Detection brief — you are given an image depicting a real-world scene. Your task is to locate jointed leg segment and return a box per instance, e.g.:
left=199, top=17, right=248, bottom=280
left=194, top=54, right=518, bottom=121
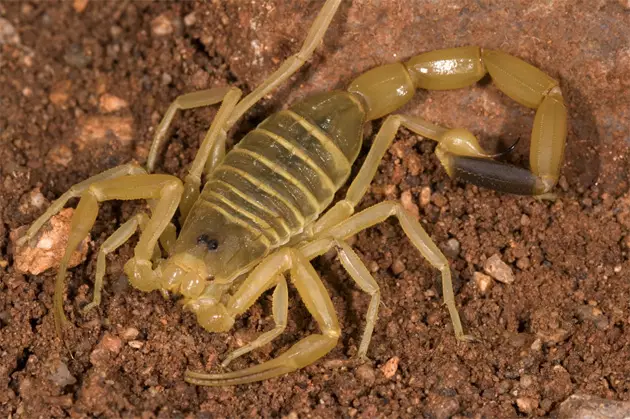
left=186, top=248, right=340, bottom=386
left=53, top=174, right=183, bottom=335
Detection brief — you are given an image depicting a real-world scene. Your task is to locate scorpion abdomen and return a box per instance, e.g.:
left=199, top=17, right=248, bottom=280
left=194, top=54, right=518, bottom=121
left=200, top=91, right=366, bottom=248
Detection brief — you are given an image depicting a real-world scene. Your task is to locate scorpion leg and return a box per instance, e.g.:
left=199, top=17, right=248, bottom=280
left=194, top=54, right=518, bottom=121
left=16, top=163, right=146, bottom=247
left=143, top=86, right=242, bottom=223
left=185, top=248, right=340, bottom=386
left=330, top=201, right=474, bottom=342
left=54, top=174, right=183, bottom=336
left=224, top=0, right=343, bottom=128
left=82, top=213, right=149, bottom=313
left=300, top=238, right=379, bottom=360
left=310, top=114, right=449, bottom=237
left=179, top=87, right=242, bottom=222
left=146, top=87, right=234, bottom=173
left=221, top=275, right=288, bottom=367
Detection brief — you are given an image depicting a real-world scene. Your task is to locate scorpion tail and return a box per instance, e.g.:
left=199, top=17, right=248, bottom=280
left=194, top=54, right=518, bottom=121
left=185, top=333, right=338, bottom=386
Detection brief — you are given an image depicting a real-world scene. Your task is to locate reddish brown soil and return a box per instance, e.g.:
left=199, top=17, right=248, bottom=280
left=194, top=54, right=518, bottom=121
left=1, top=1, right=629, bottom=418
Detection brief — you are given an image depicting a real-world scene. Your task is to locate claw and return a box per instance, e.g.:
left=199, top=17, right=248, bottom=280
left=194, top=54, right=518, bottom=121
left=185, top=333, right=338, bottom=386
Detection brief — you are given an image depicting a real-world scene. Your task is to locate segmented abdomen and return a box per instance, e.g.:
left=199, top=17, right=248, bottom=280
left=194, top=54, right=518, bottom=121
left=199, top=91, right=366, bottom=247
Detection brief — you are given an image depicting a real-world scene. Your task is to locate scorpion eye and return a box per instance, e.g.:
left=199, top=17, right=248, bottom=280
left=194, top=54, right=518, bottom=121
left=197, top=234, right=219, bottom=251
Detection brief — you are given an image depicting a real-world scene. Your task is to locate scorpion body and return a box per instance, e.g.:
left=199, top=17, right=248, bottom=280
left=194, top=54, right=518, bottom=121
left=18, top=0, right=567, bottom=386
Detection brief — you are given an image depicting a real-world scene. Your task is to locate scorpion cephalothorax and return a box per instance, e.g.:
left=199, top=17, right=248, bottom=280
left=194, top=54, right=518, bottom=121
left=18, top=0, right=566, bottom=386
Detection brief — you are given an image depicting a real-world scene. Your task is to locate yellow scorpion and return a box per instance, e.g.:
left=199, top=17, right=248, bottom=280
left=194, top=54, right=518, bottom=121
left=18, top=0, right=566, bottom=386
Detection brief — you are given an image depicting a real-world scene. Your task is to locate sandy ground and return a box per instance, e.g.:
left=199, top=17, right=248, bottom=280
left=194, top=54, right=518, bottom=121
left=1, top=1, right=629, bottom=417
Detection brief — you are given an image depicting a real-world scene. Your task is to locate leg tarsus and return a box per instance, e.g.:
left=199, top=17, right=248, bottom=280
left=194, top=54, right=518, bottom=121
left=221, top=275, right=288, bottom=367
left=186, top=333, right=337, bottom=386
left=82, top=213, right=146, bottom=314
left=318, top=201, right=474, bottom=342
left=187, top=248, right=340, bottom=386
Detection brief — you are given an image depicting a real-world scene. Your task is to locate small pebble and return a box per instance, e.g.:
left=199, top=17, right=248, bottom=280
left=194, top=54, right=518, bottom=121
left=161, top=73, right=173, bottom=86
left=183, top=12, right=197, bottom=26
left=431, top=192, right=448, bottom=208
left=151, top=14, right=174, bottom=36
left=47, top=144, right=73, bottom=167
left=406, top=154, right=422, bottom=176
left=11, top=208, right=89, bottom=275
left=101, top=333, right=123, bottom=354
left=400, top=190, right=419, bottom=218
left=519, top=374, right=534, bottom=389
left=516, top=397, right=538, bottom=414
left=520, top=214, right=531, bottom=226
left=73, top=0, right=89, bottom=13
left=49, top=80, right=72, bottom=106
left=380, top=356, right=399, bottom=379
left=559, top=394, right=630, bottom=418
left=29, top=188, right=46, bottom=209
left=576, top=305, right=609, bottom=330
left=442, top=238, right=460, bottom=258
left=128, top=340, right=144, bottom=349
left=355, top=364, right=376, bottom=386
left=191, top=70, right=210, bottom=90
left=484, top=254, right=515, bottom=284
left=419, top=187, right=432, bottom=207
left=391, top=259, right=406, bottom=275
left=121, top=327, right=140, bottom=341
left=99, top=94, right=128, bottom=113
left=76, top=116, right=133, bottom=146
left=0, top=17, right=20, bottom=45
left=530, top=338, right=542, bottom=351
left=49, top=361, right=77, bottom=386
left=474, top=272, right=493, bottom=294
left=368, top=260, right=379, bottom=273
left=64, top=44, right=92, bottom=68
left=426, top=394, right=461, bottom=419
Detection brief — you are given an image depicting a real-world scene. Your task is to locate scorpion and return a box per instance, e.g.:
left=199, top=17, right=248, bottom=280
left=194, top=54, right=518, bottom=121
left=17, top=0, right=566, bottom=386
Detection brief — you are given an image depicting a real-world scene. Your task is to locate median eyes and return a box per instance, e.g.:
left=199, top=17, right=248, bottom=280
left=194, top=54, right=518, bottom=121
left=197, top=234, right=219, bottom=251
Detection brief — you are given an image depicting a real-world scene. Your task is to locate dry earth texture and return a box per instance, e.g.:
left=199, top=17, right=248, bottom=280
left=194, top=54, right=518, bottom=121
left=1, top=1, right=629, bottom=418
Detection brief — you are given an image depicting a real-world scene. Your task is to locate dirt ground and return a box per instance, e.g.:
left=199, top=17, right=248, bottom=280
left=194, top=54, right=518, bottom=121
left=1, top=1, right=629, bottom=418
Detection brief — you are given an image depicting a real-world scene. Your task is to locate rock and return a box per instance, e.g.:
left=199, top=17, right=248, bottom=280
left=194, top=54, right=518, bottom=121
left=431, top=192, right=448, bottom=208
left=380, top=356, right=399, bottom=379
left=191, top=69, right=210, bottom=90
left=575, top=305, right=609, bottom=330
left=0, top=17, right=20, bottom=45
left=151, top=14, right=173, bottom=36
left=516, top=397, right=538, bottom=414
left=355, top=364, right=376, bottom=386
left=47, top=144, right=73, bottom=167
left=90, top=333, right=122, bottom=366
left=128, top=340, right=144, bottom=349
left=558, top=394, right=630, bottom=419
left=49, top=80, right=72, bottom=106
left=76, top=116, right=133, bottom=146
left=11, top=208, right=90, bottom=275
left=426, top=393, right=461, bottom=419
left=121, top=327, right=140, bottom=341
left=442, top=238, right=460, bottom=258
left=73, top=0, right=89, bottom=13
left=419, top=186, right=432, bottom=207
left=64, top=44, right=92, bottom=68
left=391, top=259, right=406, bottom=275
left=484, top=254, right=515, bottom=284
left=99, top=94, right=128, bottom=113
left=49, top=361, right=77, bottom=386
left=474, top=272, right=493, bottom=294
left=100, top=333, right=122, bottom=354
left=183, top=12, right=196, bottom=27
left=400, top=190, right=419, bottom=218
